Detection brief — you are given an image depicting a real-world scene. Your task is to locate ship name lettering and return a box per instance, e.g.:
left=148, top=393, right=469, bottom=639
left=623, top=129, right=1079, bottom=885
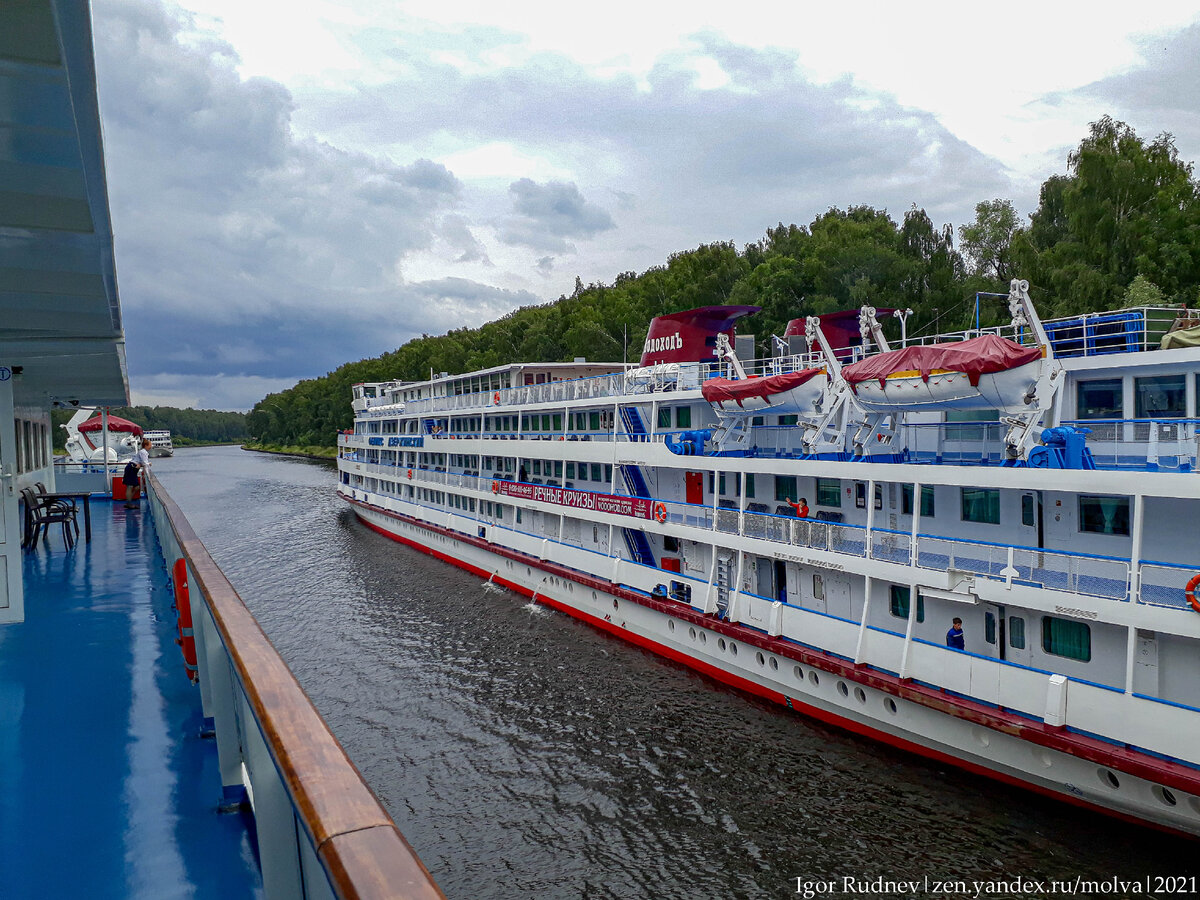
left=1054, top=605, right=1099, bottom=620
left=642, top=331, right=682, bottom=354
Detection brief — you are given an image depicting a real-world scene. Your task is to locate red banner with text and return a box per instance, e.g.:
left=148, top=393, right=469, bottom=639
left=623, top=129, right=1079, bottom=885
left=492, top=480, right=653, bottom=520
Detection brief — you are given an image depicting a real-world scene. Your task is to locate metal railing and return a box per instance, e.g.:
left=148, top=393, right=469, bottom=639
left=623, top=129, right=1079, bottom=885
left=345, top=467, right=1199, bottom=610
left=147, top=472, right=445, bottom=900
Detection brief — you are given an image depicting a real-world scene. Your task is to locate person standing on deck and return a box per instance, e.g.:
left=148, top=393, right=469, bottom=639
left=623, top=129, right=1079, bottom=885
left=786, top=497, right=809, bottom=518
left=946, top=617, right=965, bottom=650
left=123, top=439, right=152, bottom=509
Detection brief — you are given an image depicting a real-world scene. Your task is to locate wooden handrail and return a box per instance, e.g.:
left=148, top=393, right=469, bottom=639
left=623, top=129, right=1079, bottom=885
left=148, top=472, right=445, bottom=900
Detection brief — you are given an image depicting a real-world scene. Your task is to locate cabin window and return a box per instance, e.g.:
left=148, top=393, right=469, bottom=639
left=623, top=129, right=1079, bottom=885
left=530, top=416, right=540, bottom=432
left=554, top=461, right=563, bottom=478
left=589, top=411, right=601, bottom=431
left=676, top=407, right=692, bottom=428
left=774, top=476, right=798, bottom=503
left=902, top=484, right=935, bottom=517
left=604, top=465, right=612, bottom=484
left=1042, top=617, right=1091, bottom=662
left=718, top=473, right=727, bottom=495
left=566, top=463, right=575, bottom=479
left=1009, top=616, right=1026, bottom=649
left=961, top=488, right=1000, bottom=524
left=745, top=474, right=755, bottom=499
left=658, top=407, right=671, bottom=429
left=532, top=460, right=541, bottom=475
left=889, top=586, right=924, bottom=622
left=1078, top=495, right=1130, bottom=536
left=985, top=611, right=997, bottom=644
left=1021, top=494, right=1036, bottom=527
left=1134, top=374, right=1185, bottom=419
left=750, top=416, right=764, bottom=426
left=815, top=478, right=840, bottom=508
left=779, top=414, right=798, bottom=426
left=812, top=573, right=824, bottom=601
left=542, top=414, right=552, bottom=431
left=591, top=464, right=602, bottom=482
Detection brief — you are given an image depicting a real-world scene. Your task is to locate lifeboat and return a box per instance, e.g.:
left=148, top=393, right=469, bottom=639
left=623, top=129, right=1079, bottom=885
left=842, top=335, right=1044, bottom=414
left=701, top=368, right=827, bottom=415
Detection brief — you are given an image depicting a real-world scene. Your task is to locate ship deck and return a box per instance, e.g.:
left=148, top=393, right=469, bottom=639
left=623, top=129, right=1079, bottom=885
left=0, top=499, right=262, bottom=898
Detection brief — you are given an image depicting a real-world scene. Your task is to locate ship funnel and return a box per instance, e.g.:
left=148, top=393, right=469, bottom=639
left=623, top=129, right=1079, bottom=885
left=639, top=305, right=760, bottom=367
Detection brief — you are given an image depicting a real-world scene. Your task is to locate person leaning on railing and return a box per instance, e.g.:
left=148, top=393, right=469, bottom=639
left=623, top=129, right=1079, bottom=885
left=123, top=439, right=152, bottom=509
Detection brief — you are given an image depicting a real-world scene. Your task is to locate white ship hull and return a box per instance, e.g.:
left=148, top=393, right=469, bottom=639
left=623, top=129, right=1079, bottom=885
left=343, top=492, right=1200, bottom=838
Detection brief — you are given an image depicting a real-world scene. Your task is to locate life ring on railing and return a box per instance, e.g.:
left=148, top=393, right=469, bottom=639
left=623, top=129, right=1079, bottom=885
left=1186, top=573, right=1200, bottom=613
left=407, top=469, right=413, bottom=479
left=492, top=480, right=500, bottom=494
left=172, top=558, right=199, bottom=684
left=494, top=391, right=501, bottom=405
left=653, top=501, right=667, bottom=524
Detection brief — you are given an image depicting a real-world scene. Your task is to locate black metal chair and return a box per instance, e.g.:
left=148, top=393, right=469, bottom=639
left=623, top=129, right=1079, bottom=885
left=35, top=482, right=79, bottom=535
left=21, top=487, right=76, bottom=550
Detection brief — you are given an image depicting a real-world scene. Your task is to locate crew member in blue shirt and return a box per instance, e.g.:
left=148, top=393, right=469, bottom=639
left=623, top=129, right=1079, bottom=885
left=946, top=617, right=965, bottom=650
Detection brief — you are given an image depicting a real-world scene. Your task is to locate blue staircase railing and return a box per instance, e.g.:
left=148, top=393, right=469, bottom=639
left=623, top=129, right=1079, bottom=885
left=620, top=464, right=652, bottom=500
left=619, top=405, right=648, bottom=441
left=623, top=527, right=655, bottom=567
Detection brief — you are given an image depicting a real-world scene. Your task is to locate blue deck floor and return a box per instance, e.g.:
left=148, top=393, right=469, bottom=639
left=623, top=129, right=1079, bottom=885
left=0, top=499, right=262, bottom=899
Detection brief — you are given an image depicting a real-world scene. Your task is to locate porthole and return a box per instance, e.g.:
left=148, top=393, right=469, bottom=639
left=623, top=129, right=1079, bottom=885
left=1099, top=769, right=1120, bottom=790
left=1153, top=786, right=1177, bottom=807
left=807, top=671, right=819, bottom=687
left=756, top=651, right=765, bottom=667
left=668, top=619, right=675, bottom=632
left=718, top=638, right=727, bottom=652
left=794, top=665, right=803, bottom=681
left=885, top=698, right=898, bottom=715
left=975, top=729, right=990, bottom=748
left=699, top=632, right=706, bottom=644
left=592, top=591, right=597, bottom=600
left=689, top=627, right=697, bottom=640
left=837, top=681, right=849, bottom=698
left=769, top=657, right=778, bottom=671
left=526, top=567, right=531, bottom=576
left=854, top=687, right=866, bottom=704
left=613, top=599, right=619, bottom=610
left=729, top=643, right=737, bottom=657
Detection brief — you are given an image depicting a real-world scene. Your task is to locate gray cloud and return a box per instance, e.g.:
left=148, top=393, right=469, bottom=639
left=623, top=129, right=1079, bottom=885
left=1061, top=22, right=1200, bottom=159
left=498, top=178, right=615, bottom=253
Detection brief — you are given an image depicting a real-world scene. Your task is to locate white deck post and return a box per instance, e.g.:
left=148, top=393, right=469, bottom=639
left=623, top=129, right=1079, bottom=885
left=864, top=478, right=876, bottom=558
left=1124, top=492, right=1145, bottom=694
left=854, top=575, right=873, bottom=664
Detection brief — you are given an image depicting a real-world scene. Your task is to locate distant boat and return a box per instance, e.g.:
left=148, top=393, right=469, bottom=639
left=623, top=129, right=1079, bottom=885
left=144, top=430, right=175, bottom=457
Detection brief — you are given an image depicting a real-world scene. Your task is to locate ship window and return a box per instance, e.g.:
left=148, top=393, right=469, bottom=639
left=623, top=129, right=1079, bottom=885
left=889, top=586, right=924, bottom=622
left=1042, top=616, right=1091, bottom=662
left=1078, top=495, right=1130, bottom=536
left=676, top=407, right=692, bottom=428
left=1021, top=493, right=1036, bottom=527
left=961, top=488, right=1000, bottom=524
left=985, top=611, right=997, bottom=644
left=532, top=460, right=541, bottom=475
left=774, top=476, right=798, bottom=502
left=779, top=414, right=798, bottom=426
left=719, top=473, right=727, bottom=495
left=604, top=465, right=612, bottom=484
left=751, top=416, right=764, bottom=426
left=1134, top=374, right=1185, bottom=419
left=591, top=464, right=602, bottom=482
left=589, top=411, right=601, bottom=431
left=566, top=463, right=575, bottom=479
left=1009, top=616, right=1026, bottom=649
left=554, top=461, right=563, bottom=478
left=658, top=407, right=671, bottom=429
left=812, top=573, right=824, bottom=601
left=745, top=474, right=755, bottom=499
left=530, top=416, right=540, bottom=432
left=542, top=414, right=551, bottom=431
left=552, top=414, right=562, bottom=432
left=816, top=478, right=840, bottom=508
left=902, top=485, right=935, bottom=517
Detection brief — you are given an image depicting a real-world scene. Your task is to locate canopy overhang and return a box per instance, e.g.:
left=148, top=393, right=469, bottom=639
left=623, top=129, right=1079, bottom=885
left=0, top=0, right=129, bottom=408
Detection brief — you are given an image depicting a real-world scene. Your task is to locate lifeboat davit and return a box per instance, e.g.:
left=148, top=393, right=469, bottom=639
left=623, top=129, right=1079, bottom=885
left=842, top=335, right=1045, bottom=414
left=702, top=368, right=827, bottom=415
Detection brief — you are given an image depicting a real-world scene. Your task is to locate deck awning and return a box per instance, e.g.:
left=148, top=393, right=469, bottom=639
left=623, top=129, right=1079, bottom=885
left=0, top=0, right=128, bottom=408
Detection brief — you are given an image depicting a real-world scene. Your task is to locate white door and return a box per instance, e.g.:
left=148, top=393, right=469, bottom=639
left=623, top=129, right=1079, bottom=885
left=0, top=372, right=23, bottom=623
left=825, top=575, right=851, bottom=619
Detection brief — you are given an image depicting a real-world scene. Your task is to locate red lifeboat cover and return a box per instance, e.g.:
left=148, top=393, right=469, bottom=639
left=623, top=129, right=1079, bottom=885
left=640, top=305, right=760, bottom=367
left=701, top=369, right=824, bottom=406
left=842, top=335, right=1042, bottom=390
left=78, top=415, right=143, bottom=436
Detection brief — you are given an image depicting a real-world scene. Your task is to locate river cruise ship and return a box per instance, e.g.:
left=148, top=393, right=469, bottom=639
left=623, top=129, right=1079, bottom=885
left=338, top=280, right=1200, bottom=836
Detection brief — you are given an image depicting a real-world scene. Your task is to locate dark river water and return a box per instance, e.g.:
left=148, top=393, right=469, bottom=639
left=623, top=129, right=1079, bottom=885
left=159, top=446, right=1195, bottom=899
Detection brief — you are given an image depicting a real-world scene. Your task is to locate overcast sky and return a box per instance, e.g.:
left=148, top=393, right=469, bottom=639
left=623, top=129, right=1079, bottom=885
left=91, top=0, right=1200, bottom=410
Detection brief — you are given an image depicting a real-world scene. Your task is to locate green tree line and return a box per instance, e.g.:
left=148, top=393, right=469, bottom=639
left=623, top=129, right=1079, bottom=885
left=52, top=405, right=248, bottom=451
left=248, top=117, right=1200, bottom=449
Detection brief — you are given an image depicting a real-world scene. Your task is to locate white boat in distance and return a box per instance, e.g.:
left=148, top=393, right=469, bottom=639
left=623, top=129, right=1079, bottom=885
left=144, top=430, right=174, bottom=457
left=338, top=279, right=1200, bottom=837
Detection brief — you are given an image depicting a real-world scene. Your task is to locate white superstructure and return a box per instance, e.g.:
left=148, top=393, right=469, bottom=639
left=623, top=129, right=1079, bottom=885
left=144, top=430, right=174, bottom=457
left=337, top=280, right=1200, bottom=836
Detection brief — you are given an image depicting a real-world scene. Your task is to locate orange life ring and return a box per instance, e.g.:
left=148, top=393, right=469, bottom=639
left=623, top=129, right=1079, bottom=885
left=172, top=558, right=198, bottom=683
left=653, top=501, right=667, bottom=524
left=494, top=391, right=501, bottom=405
left=1186, top=573, right=1200, bottom=613
left=407, top=469, right=413, bottom=479
left=492, top=480, right=500, bottom=494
